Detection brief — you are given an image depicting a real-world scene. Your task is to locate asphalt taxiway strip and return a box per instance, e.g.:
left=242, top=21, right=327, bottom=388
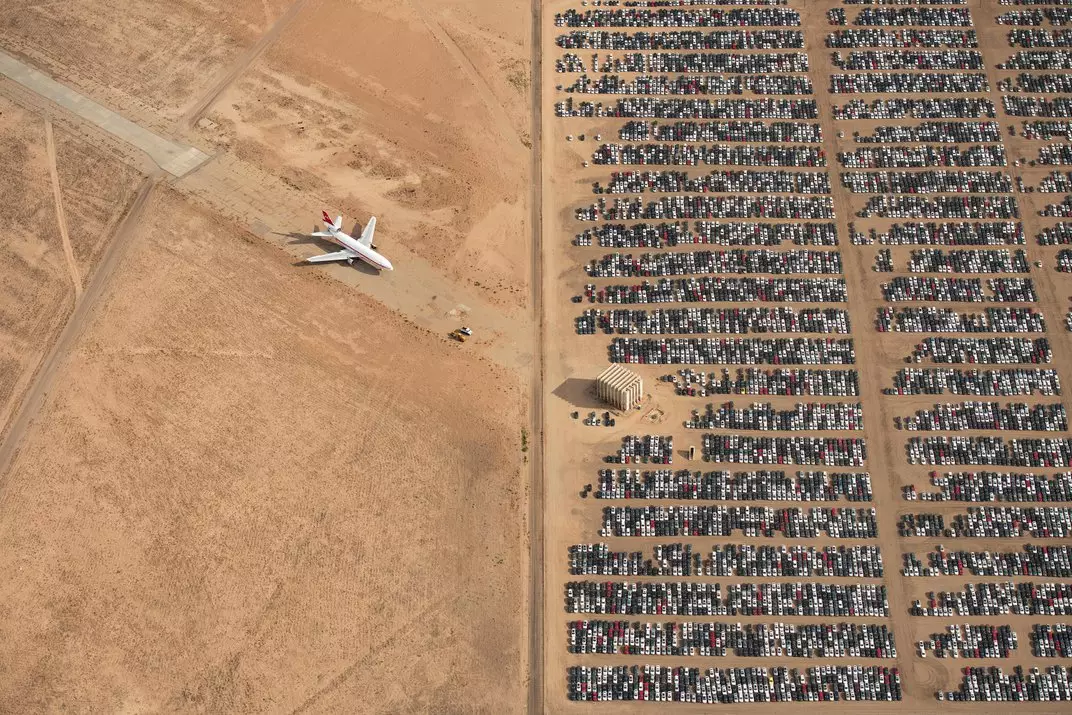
left=0, top=49, right=208, bottom=177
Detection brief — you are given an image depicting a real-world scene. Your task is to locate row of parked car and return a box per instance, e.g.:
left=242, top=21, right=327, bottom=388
left=911, top=581, right=1072, bottom=616
left=941, top=666, right=1072, bottom=703
left=556, top=95, right=819, bottom=119
left=581, top=50, right=808, bottom=74
left=877, top=306, right=1046, bottom=334
left=686, top=401, right=863, bottom=431
left=578, top=306, right=851, bottom=336
left=577, top=221, right=839, bottom=248
left=577, top=195, right=836, bottom=221
left=830, top=71, right=989, bottom=94
left=611, top=337, right=857, bottom=366
left=555, top=7, right=801, bottom=29
left=569, top=619, right=896, bottom=658
left=915, top=469, right=1072, bottom=502
left=566, top=580, right=889, bottom=616
left=841, top=144, right=1007, bottom=169
left=842, top=170, right=1012, bottom=195
left=897, top=401, right=1067, bottom=432
left=571, top=542, right=882, bottom=577
left=882, top=276, right=1037, bottom=302
left=919, top=624, right=1018, bottom=659
left=853, top=221, right=1023, bottom=246
left=600, top=505, right=878, bottom=538
left=568, top=665, right=902, bottom=703
left=1031, top=624, right=1072, bottom=658
left=857, top=194, right=1019, bottom=219
left=903, top=544, right=1072, bottom=578
left=884, top=367, right=1061, bottom=396
left=561, top=73, right=813, bottom=97
left=665, top=367, right=861, bottom=396
left=833, top=97, right=995, bottom=121
left=584, top=248, right=842, bottom=278
left=595, top=468, right=873, bottom=502
left=832, top=49, right=984, bottom=71
left=618, top=119, right=822, bottom=144
left=596, top=169, right=832, bottom=196
left=906, top=436, right=1072, bottom=467
left=556, top=28, right=804, bottom=51
left=591, top=276, right=848, bottom=304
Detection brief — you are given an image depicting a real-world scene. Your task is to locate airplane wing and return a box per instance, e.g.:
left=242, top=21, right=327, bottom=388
left=306, top=249, right=356, bottom=263
left=359, top=216, right=377, bottom=247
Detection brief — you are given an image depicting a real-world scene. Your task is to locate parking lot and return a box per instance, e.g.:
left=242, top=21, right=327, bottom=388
left=543, top=0, right=1072, bottom=709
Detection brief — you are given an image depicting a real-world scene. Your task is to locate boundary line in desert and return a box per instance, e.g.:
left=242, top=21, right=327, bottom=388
left=525, top=0, right=545, bottom=710
left=181, top=0, right=308, bottom=129
left=44, top=117, right=82, bottom=300
left=0, top=173, right=160, bottom=488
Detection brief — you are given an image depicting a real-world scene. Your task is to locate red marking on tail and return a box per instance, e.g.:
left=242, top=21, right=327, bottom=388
left=322, top=210, right=332, bottom=225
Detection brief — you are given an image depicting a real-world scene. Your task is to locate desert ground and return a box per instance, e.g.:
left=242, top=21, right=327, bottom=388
left=6, top=0, right=1072, bottom=712
left=0, top=0, right=533, bottom=712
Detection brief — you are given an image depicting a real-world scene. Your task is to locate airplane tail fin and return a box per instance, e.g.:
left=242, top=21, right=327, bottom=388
left=321, top=211, right=344, bottom=230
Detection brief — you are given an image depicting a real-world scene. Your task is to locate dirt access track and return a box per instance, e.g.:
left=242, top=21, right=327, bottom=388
left=0, top=0, right=536, bottom=712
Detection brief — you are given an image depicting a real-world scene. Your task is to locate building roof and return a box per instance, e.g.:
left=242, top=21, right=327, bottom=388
left=597, top=364, right=642, bottom=390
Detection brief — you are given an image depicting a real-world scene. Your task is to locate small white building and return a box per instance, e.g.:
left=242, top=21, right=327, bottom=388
left=596, top=365, right=643, bottom=412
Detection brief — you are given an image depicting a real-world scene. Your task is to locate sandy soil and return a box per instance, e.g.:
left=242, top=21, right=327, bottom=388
left=0, top=98, right=74, bottom=436
left=0, top=0, right=291, bottom=123
left=51, top=129, right=146, bottom=281
left=196, top=0, right=532, bottom=309
left=0, top=186, right=525, bottom=713
left=0, top=0, right=534, bottom=710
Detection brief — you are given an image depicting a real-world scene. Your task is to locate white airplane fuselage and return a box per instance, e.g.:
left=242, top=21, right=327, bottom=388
left=324, top=224, right=394, bottom=271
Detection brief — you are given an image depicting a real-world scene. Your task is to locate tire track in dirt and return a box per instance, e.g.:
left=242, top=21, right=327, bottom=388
left=181, top=0, right=308, bottom=130
left=287, top=593, right=453, bottom=714
left=409, top=0, right=524, bottom=151
left=0, top=172, right=160, bottom=489
left=44, top=117, right=81, bottom=299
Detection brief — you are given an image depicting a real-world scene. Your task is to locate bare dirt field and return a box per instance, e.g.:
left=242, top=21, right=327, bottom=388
left=193, top=0, right=533, bottom=309
left=0, top=94, right=141, bottom=442
left=0, top=186, right=525, bottom=713
left=0, top=0, right=534, bottom=712
left=0, top=95, right=67, bottom=430
left=52, top=129, right=145, bottom=277
left=0, top=0, right=291, bottom=125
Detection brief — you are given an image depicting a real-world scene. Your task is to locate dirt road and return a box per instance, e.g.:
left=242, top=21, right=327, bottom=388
left=526, top=0, right=546, bottom=709
left=180, top=0, right=308, bottom=129
left=44, top=118, right=81, bottom=299
left=0, top=172, right=158, bottom=485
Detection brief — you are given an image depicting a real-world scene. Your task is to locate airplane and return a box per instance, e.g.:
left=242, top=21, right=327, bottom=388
left=306, top=211, right=394, bottom=271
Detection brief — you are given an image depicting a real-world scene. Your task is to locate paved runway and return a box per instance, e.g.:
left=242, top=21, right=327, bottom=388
left=0, top=49, right=208, bottom=177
